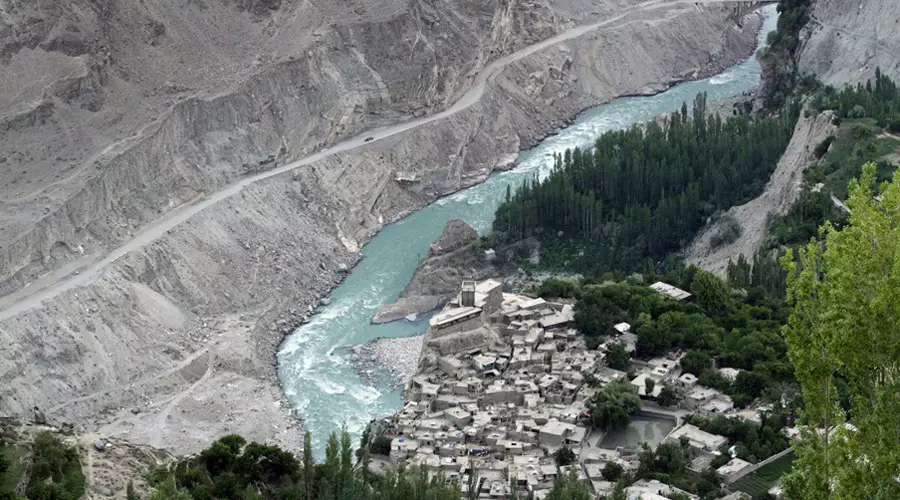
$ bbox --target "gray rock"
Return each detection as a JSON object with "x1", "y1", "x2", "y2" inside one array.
[
  {"x1": 32, "y1": 406, "x2": 48, "y2": 425},
  {"x1": 93, "y1": 439, "x2": 106, "y2": 451}
]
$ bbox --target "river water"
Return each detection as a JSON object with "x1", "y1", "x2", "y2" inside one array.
[{"x1": 277, "y1": 5, "x2": 778, "y2": 456}]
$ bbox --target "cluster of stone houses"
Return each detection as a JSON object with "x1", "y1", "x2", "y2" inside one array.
[{"x1": 377, "y1": 279, "x2": 769, "y2": 499}]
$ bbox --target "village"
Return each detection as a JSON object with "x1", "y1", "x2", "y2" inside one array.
[{"x1": 372, "y1": 279, "x2": 790, "y2": 500}]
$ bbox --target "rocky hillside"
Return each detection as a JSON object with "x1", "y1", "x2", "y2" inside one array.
[
  {"x1": 689, "y1": 0, "x2": 900, "y2": 275},
  {"x1": 798, "y1": 0, "x2": 900, "y2": 85},
  {"x1": 0, "y1": 0, "x2": 763, "y2": 455}
]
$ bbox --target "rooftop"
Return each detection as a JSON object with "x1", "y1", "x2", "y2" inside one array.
[
  {"x1": 430, "y1": 306, "x2": 482, "y2": 327},
  {"x1": 649, "y1": 281, "x2": 692, "y2": 300}
]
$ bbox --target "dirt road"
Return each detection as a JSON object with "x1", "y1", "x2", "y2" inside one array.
[{"x1": 0, "y1": 0, "x2": 762, "y2": 322}]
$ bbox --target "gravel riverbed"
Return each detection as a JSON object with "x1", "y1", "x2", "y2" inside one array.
[{"x1": 350, "y1": 334, "x2": 425, "y2": 390}]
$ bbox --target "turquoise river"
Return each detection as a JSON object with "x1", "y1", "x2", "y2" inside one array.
[{"x1": 278, "y1": 5, "x2": 778, "y2": 456}]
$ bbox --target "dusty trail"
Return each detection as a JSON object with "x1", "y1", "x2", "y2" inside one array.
[
  {"x1": 0, "y1": 0, "x2": 761, "y2": 321},
  {"x1": 809, "y1": 15, "x2": 900, "y2": 61}
]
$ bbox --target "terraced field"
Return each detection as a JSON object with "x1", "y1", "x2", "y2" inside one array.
[{"x1": 731, "y1": 450, "x2": 796, "y2": 499}]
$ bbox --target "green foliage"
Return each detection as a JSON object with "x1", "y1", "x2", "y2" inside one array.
[
  {"x1": 656, "y1": 386, "x2": 679, "y2": 408},
  {"x1": 536, "y1": 279, "x2": 579, "y2": 299},
  {"x1": 709, "y1": 214, "x2": 742, "y2": 249},
  {"x1": 553, "y1": 447, "x2": 576, "y2": 466},
  {"x1": 690, "y1": 269, "x2": 729, "y2": 313},
  {"x1": 601, "y1": 462, "x2": 624, "y2": 482},
  {"x1": 759, "y1": 0, "x2": 812, "y2": 108},
  {"x1": 493, "y1": 92, "x2": 800, "y2": 274},
  {"x1": 813, "y1": 136, "x2": 834, "y2": 159},
  {"x1": 369, "y1": 436, "x2": 391, "y2": 456},
  {"x1": 126, "y1": 481, "x2": 138, "y2": 500},
  {"x1": 25, "y1": 432, "x2": 85, "y2": 500},
  {"x1": 545, "y1": 466, "x2": 592, "y2": 500},
  {"x1": 589, "y1": 380, "x2": 642, "y2": 432},
  {"x1": 605, "y1": 341, "x2": 630, "y2": 371},
  {"x1": 689, "y1": 411, "x2": 790, "y2": 463},
  {"x1": 780, "y1": 162, "x2": 900, "y2": 499},
  {"x1": 680, "y1": 350, "x2": 713, "y2": 376},
  {"x1": 570, "y1": 274, "x2": 792, "y2": 410},
  {"x1": 771, "y1": 70, "x2": 900, "y2": 252},
  {"x1": 150, "y1": 430, "x2": 461, "y2": 500},
  {"x1": 732, "y1": 370, "x2": 768, "y2": 403},
  {"x1": 698, "y1": 370, "x2": 731, "y2": 393}
]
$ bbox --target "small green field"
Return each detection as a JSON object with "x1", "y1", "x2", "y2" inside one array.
[
  {"x1": 1, "y1": 443, "x2": 28, "y2": 493},
  {"x1": 730, "y1": 450, "x2": 796, "y2": 499}
]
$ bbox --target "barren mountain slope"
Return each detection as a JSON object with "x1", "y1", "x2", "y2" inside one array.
[
  {"x1": 686, "y1": 0, "x2": 900, "y2": 275},
  {"x1": 0, "y1": 0, "x2": 763, "y2": 454},
  {"x1": 798, "y1": 0, "x2": 900, "y2": 85}
]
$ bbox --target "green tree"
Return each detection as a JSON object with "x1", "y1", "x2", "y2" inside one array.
[
  {"x1": 545, "y1": 466, "x2": 592, "y2": 500},
  {"x1": 601, "y1": 462, "x2": 624, "y2": 482},
  {"x1": 690, "y1": 269, "x2": 729, "y2": 314},
  {"x1": 589, "y1": 380, "x2": 642, "y2": 431},
  {"x1": 126, "y1": 481, "x2": 137, "y2": 500},
  {"x1": 553, "y1": 447, "x2": 576, "y2": 466},
  {"x1": 657, "y1": 386, "x2": 679, "y2": 407},
  {"x1": 302, "y1": 431, "x2": 315, "y2": 500},
  {"x1": 606, "y1": 341, "x2": 630, "y2": 371},
  {"x1": 680, "y1": 350, "x2": 712, "y2": 376},
  {"x1": 780, "y1": 162, "x2": 900, "y2": 499},
  {"x1": 644, "y1": 377, "x2": 655, "y2": 395}
]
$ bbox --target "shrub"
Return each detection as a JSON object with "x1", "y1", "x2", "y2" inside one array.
[
  {"x1": 813, "y1": 135, "x2": 834, "y2": 159},
  {"x1": 710, "y1": 214, "x2": 742, "y2": 249},
  {"x1": 553, "y1": 446, "x2": 576, "y2": 466},
  {"x1": 370, "y1": 435, "x2": 392, "y2": 456},
  {"x1": 601, "y1": 462, "x2": 624, "y2": 482}
]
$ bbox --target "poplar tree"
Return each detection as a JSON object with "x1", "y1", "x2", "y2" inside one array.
[{"x1": 781, "y1": 162, "x2": 900, "y2": 499}]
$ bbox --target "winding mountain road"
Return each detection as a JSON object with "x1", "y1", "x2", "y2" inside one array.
[{"x1": 0, "y1": 0, "x2": 762, "y2": 322}]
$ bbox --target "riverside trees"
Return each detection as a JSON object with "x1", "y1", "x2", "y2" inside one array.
[
  {"x1": 780, "y1": 162, "x2": 900, "y2": 499},
  {"x1": 493, "y1": 93, "x2": 799, "y2": 274}
]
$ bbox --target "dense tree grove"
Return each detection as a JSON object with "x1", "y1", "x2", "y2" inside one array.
[
  {"x1": 493, "y1": 93, "x2": 799, "y2": 274},
  {"x1": 573, "y1": 271, "x2": 794, "y2": 409},
  {"x1": 780, "y1": 163, "x2": 900, "y2": 499}
]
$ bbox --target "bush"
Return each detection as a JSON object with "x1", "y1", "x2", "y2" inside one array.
[
  {"x1": 813, "y1": 135, "x2": 834, "y2": 158},
  {"x1": 553, "y1": 446, "x2": 576, "y2": 466},
  {"x1": 710, "y1": 214, "x2": 743, "y2": 249},
  {"x1": 370, "y1": 435, "x2": 392, "y2": 456},
  {"x1": 657, "y1": 386, "x2": 679, "y2": 407},
  {"x1": 537, "y1": 279, "x2": 578, "y2": 299},
  {"x1": 601, "y1": 462, "x2": 624, "y2": 482}
]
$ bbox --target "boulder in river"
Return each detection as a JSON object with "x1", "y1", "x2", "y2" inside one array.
[
  {"x1": 428, "y1": 219, "x2": 478, "y2": 256},
  {"x1": 372, "y1": 296, "x2": 441, "y2": 324}
]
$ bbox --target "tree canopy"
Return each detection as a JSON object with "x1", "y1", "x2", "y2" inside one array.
[
  {"x1": 780, "y1": 162, "x2": 900, "y2": 499},
  {"x1": 589, "y1": 380, "x2": 642, "y2": 432},
  {"x1": 493, "y1": 93, "x2": 800, "y2": 274}
]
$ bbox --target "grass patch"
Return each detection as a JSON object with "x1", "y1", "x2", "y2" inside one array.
[
  {"x1": 1, "y1": 443, "x2": 28, "y2": 493},
  {"x1": 731, "y1": 450, "x2": 796, "y2": 499}
]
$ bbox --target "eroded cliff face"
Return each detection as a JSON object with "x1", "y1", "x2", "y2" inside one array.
[
  {"x1": 798, "y1": 0, "x2": 900, "y2": 85},
  {"x1": 0, "y1": 0, "x2": 761, "y2": 453}
]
